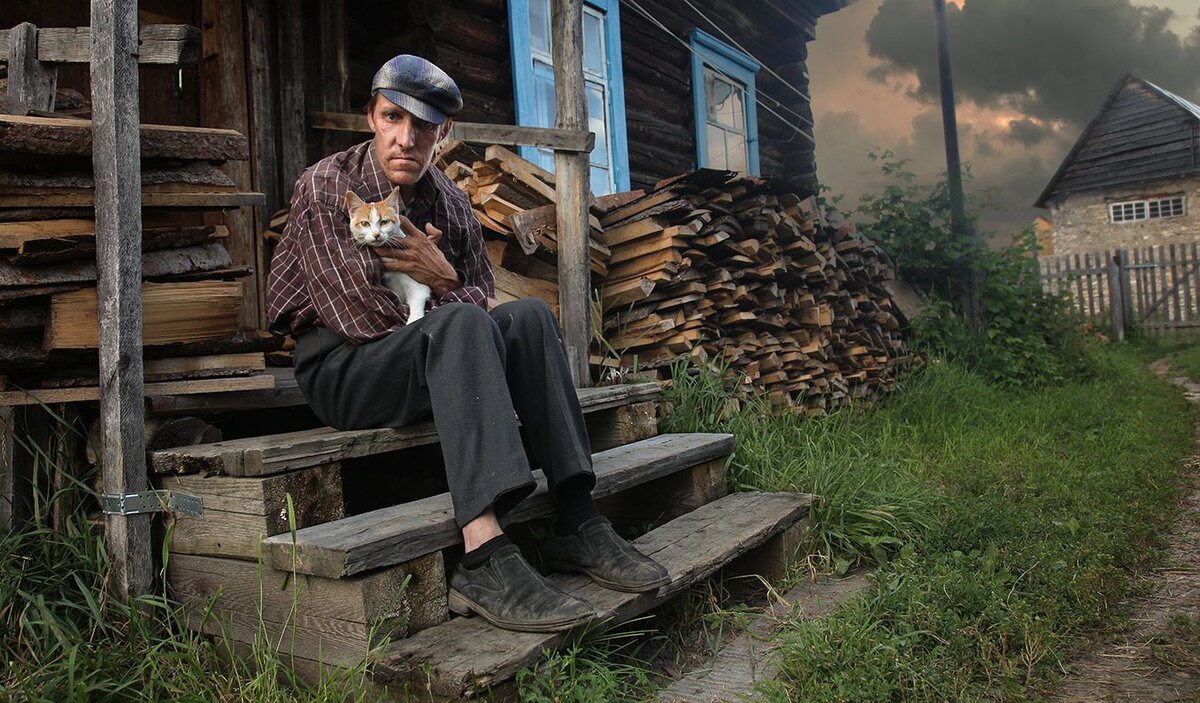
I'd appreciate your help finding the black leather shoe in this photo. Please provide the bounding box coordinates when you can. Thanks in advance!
[448,544,595,632]
[542,516,671,593]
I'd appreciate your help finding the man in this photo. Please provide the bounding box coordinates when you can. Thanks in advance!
[267,55,668,633]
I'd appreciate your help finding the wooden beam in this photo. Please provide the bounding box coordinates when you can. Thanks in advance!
[0,114,251,160]
[276,0,309,200]
[552,0,592,386]
[0,25,200,65]
[308,112,594,152]
[0,374,276,407]
[91,0,152,599]
[7,23,58,115]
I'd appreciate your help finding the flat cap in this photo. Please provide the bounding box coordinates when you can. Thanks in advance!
[371,54,463,125]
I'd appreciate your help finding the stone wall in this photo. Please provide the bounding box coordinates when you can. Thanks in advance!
[1045,176,1200,258]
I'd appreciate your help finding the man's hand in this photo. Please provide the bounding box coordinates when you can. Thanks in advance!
[377,218,461,297]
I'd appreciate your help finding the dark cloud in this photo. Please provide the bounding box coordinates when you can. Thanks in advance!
[866,0,1200,128]
[1004,118,1054,147]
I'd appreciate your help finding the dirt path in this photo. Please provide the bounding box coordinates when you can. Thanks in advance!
[1053,359,1200,702]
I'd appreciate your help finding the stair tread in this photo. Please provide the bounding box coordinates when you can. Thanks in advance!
[148,382,660,477]
[262,433,735,578]
[372,490,812,700]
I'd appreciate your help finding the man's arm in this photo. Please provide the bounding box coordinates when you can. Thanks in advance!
[297,197,406,344]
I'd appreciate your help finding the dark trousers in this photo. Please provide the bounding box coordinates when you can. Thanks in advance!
[293,299,594,527]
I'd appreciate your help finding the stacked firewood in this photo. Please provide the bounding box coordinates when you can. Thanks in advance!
[0,114,270,394]
[596,170,906,413]
[434,140,610,315]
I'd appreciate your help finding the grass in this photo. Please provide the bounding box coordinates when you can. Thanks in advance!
[4,341,1195,701]
[660,343,1194,701]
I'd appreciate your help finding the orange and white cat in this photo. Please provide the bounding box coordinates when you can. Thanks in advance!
[346,187,432,325]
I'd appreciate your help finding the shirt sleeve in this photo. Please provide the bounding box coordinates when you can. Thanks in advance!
[296,194,407,344]
[436,202,496,309]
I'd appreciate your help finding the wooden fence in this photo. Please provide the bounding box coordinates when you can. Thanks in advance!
[1040,242,1200,342]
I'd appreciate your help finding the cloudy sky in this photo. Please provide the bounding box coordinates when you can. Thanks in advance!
[806,0,1200,237]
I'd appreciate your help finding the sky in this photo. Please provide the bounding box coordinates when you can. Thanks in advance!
[806,0,1200,238]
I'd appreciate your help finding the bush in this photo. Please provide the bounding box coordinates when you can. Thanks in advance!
[854,153,1090,387]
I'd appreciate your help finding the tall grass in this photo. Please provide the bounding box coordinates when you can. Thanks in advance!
[1,471,381,701]
[731,344,1195,701]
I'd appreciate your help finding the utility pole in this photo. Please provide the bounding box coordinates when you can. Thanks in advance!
[932,0,979,325]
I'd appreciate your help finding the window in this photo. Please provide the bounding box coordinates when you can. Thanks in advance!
[1109,196,1186,223]
[689,29,760,175]
[508,0,630,195]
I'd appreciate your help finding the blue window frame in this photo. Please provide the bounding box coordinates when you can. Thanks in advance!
[689,29,760,175]
[508,0,630,195]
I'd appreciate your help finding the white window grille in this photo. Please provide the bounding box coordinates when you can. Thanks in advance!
[1109,196,1186,223]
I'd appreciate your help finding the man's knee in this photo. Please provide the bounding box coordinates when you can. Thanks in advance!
[434,302,501,339]
[493,298,557,330]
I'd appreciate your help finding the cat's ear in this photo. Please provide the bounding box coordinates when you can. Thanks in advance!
[384,187,402,212]
[345,190,366,212]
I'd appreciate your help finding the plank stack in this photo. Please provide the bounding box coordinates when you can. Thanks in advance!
[595,170,907,413]
[434,140,610,316]
[0,114,273,403]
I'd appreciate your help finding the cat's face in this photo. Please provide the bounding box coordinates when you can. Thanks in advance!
[346,188,403,247]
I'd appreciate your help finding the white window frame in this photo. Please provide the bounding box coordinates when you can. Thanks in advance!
[1109,195,1186,223]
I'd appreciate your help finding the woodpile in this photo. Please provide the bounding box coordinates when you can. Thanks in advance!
[595,170,907,413]
[0,114,274,399]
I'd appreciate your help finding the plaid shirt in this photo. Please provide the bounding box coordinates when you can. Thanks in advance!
[267,140,494,344]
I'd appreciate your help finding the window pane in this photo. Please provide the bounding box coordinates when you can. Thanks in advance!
[533,147,555,173]
[583,10,605,76]
[726,132,747,173]
[590,164,611,195]
[529,0,550,55]
[1149,200,1161,218]
[533,61,556,127]
[706,123,728,170]
[705,68,745,131]
[587,81,609,167]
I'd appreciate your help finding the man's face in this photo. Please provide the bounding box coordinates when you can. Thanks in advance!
[366,96,452,187]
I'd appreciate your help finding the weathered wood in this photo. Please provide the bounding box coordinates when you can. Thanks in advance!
[147,366,305,415]
[374,490,812,698]
[276,0,309,199]
[244,0,281,219]
[0,374,276,407]
[0,242,230,287]
[0,191,264,209]
[0,406,13,528]
[307,111,595,152]
[261,433,734,578]
[158,464,344,559]
[552,0,592,387]
[597,456,727,528]
[148,381,661,476]
[0,24,200,65]
[200,0,262,330]
[44,279,243,350]
[91,0,151,600]
[584,400,658,451]
[0,114,249,160]
[8,23,58,116]
[12,225,224,266]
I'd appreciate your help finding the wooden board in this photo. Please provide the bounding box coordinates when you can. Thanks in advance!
[0,191,264,209]
[373,491,812,698]
[258,433,734,578]
[147,367,304,415]
[0,374,275,407]
[148,382,662,476]
[157,463,344,560]
[0,114,249,160]
[44,280,243,350]
[0,25,200,65]
[0,242,231,287]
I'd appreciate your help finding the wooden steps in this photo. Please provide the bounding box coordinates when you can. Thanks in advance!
[261,433,734,577]
[372,490,813,700]
[148,381,660,476]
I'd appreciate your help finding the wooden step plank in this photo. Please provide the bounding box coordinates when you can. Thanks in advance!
[0,374,275,407]
[373,490,812,699]
[262,433,734,578]
[148,382,661,476]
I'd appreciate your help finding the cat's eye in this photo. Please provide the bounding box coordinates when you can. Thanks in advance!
[359,221,369,227]
[379,219,392,225]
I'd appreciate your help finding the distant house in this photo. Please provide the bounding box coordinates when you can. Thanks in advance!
[1034,74,1200,258]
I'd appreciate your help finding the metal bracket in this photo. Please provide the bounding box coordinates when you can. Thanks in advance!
[101,490,202,518]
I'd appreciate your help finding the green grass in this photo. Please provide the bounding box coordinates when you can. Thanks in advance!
[661,344,1194,701]
[1168,341,1200,382]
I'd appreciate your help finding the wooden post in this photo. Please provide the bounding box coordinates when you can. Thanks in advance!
[276,0,309,198]
[551,0,592,387]
[1119,248,1134,335]
[92,0,153,598]
[7,22,58,115]
[1,406,13,529]
[1108,253,1125,342]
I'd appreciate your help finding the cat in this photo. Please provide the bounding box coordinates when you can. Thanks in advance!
[346,187,432,326]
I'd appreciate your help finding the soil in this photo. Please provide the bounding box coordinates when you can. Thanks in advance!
[1052,359,1200,702]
